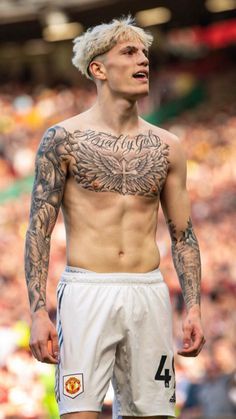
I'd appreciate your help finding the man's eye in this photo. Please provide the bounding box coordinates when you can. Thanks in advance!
[125,50,133,55]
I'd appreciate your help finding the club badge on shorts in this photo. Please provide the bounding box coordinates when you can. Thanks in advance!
[63,373,84,398]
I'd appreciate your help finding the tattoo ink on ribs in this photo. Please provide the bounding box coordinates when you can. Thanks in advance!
[167,218,201,310]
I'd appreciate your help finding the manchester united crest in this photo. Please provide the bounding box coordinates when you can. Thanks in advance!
[63,373,84,398]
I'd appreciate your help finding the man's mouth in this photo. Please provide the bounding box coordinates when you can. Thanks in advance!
[132,71,149,80]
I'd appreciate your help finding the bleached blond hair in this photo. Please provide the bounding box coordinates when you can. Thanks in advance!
[72,16,153,80]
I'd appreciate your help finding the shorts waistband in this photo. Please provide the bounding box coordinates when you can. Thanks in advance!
[60,265,164,284]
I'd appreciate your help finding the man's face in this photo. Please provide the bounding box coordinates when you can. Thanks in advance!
[101,40,149,99]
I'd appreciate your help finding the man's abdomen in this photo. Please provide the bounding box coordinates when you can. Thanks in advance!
[66,232,160,273]
[62,185,161,273]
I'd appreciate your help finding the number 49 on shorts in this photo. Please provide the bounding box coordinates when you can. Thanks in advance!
[155,355,175,388]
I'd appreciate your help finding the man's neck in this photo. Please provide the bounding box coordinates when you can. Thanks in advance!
[90,92,141,135]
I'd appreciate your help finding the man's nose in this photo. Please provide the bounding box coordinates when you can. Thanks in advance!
[138,52,149,66]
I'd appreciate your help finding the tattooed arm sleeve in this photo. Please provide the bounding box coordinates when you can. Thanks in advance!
[24,126,68,314]
[160,138,201,311]
[167,217,201,310]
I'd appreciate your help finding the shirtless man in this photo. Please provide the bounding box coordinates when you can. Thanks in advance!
[25,17,205,419]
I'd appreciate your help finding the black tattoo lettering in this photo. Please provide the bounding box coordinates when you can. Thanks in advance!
[65,129,170,197]
[167,218,201,310]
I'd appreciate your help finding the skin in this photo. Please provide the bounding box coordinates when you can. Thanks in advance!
[25,38,205,419]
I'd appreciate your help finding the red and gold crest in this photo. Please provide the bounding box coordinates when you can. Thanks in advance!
[65,376,81,394]
[63,373,84,398]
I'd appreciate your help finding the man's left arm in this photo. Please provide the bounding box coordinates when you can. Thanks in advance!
[160,137,205,357]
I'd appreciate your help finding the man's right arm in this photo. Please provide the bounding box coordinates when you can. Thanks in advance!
[25,126,68,363]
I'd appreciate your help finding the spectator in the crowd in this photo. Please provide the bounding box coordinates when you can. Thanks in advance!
[180,337,236,418]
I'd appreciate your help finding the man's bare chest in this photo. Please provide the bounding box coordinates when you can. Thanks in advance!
[63,129,170,197]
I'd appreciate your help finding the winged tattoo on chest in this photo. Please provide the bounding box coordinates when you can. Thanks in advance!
[41,126,170,198]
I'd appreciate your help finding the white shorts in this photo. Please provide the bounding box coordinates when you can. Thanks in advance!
[55,266,176,418]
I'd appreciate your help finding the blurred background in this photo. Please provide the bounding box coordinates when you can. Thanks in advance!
[0,1,236,418]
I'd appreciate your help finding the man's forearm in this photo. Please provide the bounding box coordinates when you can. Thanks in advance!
[25,226,50,314]
[167,217,201,311]
[24,202,57,314]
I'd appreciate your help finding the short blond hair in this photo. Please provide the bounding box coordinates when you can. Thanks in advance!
[72,16,153,80]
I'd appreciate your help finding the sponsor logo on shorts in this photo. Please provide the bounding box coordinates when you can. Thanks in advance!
[169,391,176,403]
[63,373,84,398]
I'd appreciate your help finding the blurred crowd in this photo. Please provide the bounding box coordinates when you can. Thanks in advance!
[0,66,236,418]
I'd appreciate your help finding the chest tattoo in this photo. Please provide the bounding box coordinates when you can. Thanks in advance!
[60,128,170,197]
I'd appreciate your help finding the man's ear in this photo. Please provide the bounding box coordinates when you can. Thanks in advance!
[89,61,106,81]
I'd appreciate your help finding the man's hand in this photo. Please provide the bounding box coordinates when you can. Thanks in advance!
[29,309,59,364]
[178,306,205,357]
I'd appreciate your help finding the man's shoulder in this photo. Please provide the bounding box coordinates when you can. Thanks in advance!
[140,119,180,147]
[53,112,89,135]
[39,112,89,149]
[140,120,185,169]
[37,115,85,156]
